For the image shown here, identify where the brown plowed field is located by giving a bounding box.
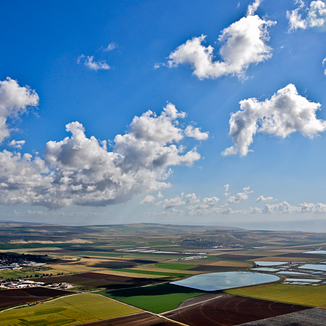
[163,294,310,326]
[216,254,265,261]
[0,287,71,309]
[189,266,246,272]
[79,312,179,325]
[277,252,326,258]
[33,272,165,289]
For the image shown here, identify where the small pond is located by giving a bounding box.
[170,271,279,292]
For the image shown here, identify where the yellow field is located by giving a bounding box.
[0,293,141,326]
[44,262,95,274]
[0,248,63,253]
[131,264,198,275]
[43,257,121,274]
[227,284,326,307]
[94,268,163,278]
[208,261,252,267]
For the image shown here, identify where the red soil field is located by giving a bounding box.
[0,287,71,310]
[215,254,265,261]
[33,272,166,289]
[277,253,326,259]
[163,294,310,326]
[189,266,247,272]
[80,312,179,325]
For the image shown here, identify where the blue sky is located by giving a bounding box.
[1,0,326,230]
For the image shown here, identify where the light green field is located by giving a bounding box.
[0,270,30,279]
[227,284,326,307]
[0,293,141,326]
[155,263,198,270]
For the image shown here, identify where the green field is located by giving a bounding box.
[101,283,204,313]
[0,293,141,326]
[227,284,326,307]
[155,263,198,270]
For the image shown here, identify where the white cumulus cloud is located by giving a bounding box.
[222,84,326,157]
[188,196,219,215]
[263,201,326,213]
[140,191,163,205]
[0,78,38,144]
[226,187,252,204]
[163,193,186,209]
[185,126,209,140]
[0,103,206,209]
[287,0,326,31]
[186,193,200,204]
[166,0,275,79]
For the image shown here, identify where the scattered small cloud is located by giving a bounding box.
[222,84,326,157]
[104,42,116,52]
[77,55,110,71]
[226,187,252,204]
[224,184,230,196]
[256,195,273,202]
[8,140,25,149]
[323,57,326,74]
[188,196,220,215]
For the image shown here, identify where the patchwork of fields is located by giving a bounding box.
[0,293,141,326]
[1,222,326,325]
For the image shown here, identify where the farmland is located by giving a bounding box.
[0,293,141,326]
[0,287,71,310]
[1,221,326,325]
[34,271,168,290]
[227,284,326,307]
[101,283,204,313]
[163,293,310,326]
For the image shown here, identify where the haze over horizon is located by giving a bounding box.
[1,0,326,231]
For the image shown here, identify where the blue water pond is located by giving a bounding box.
[171,271,279,292]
